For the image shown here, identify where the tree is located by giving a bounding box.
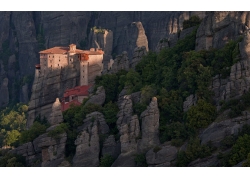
[187,99,216,129]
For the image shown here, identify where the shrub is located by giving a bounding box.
[227,134,250,166]
[0,152,26,167]
[176,137,215,166]
[99,155,115,167]
[47,123,68,140]
[19,121,47,144]
[186,99,217,129]
[153,146,162,153]
[183,15,201,30]
[134,153,148,167]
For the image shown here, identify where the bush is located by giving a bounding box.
[176,137,215,166]
[186,99,217,129]
[0,152,26,167]
[153,146,162,153]
[47,123,68,139]
[134,153,148,167]
[183,15,201,30]
[99,155,115,167]
[19,121,47,144]
[227,134,250,166]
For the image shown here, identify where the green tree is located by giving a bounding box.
[99,155,115,167]
[186,99,216,129]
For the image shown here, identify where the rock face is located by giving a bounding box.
[72,112,109,167]
[116,21,148,59]
[116,95,140,153]
[9,141,41,167]
[138,97,160,152]
[85,86,106,106]
[196,12,246,51]
[211,29,250,105]
[37,132,67,167]
[0,78,9,108]
[200,110,250,147]
[27,64,79,128]
[146,142,178,167]
[130,46,147,69]
[109,51,130,74]
[183,94,197,112]
[188,154,219,167]
[102,135,120,159]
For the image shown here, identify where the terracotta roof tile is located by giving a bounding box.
[39,46,104,55]
[63,85,92,98]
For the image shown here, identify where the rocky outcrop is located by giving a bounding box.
[130,46,147,69]
[188,154,219,167]
[200,110,250,147]
[37,132,67,167]
[109,51,130,74]
[116,94,140,154]
[210,30,250,106]
[85,86,106,106]
[47,98,63,126]
[9,141,41,167]
[183,94,197,112]
[102,135,120,159]
[138,97,160,152]
[146,142,178,167]
[196,12,246,51]
[72,112,109,167]
[88,29,113,55]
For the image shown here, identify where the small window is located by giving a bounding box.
[53,56,54,58]
[58,64,59,66]
[51,65,52,67]
[49,56,50,58]
[59,59,60,62]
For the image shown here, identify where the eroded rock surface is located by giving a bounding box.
[72,112,109,167]
[138,97,160,152]
[146,142,178,167]
[85,86,106,106]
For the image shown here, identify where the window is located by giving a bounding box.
[58,64,59,66]
[59,59,60,62]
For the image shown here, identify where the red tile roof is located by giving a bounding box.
[63,85,92,98]
[39,46,104,55]
[61,100,81,112]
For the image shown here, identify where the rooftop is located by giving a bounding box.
[39,45,104,55]
[63,85,92,98]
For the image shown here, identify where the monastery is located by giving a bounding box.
[35,44,104,111]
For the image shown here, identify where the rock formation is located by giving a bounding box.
[138,97,160,152]
[146,142,178,167]
[27,64,79,128]
[200,110,250,147]
[85,86,106,106]
[72,112,109,167]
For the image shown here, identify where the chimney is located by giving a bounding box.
[69,44,76,51]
